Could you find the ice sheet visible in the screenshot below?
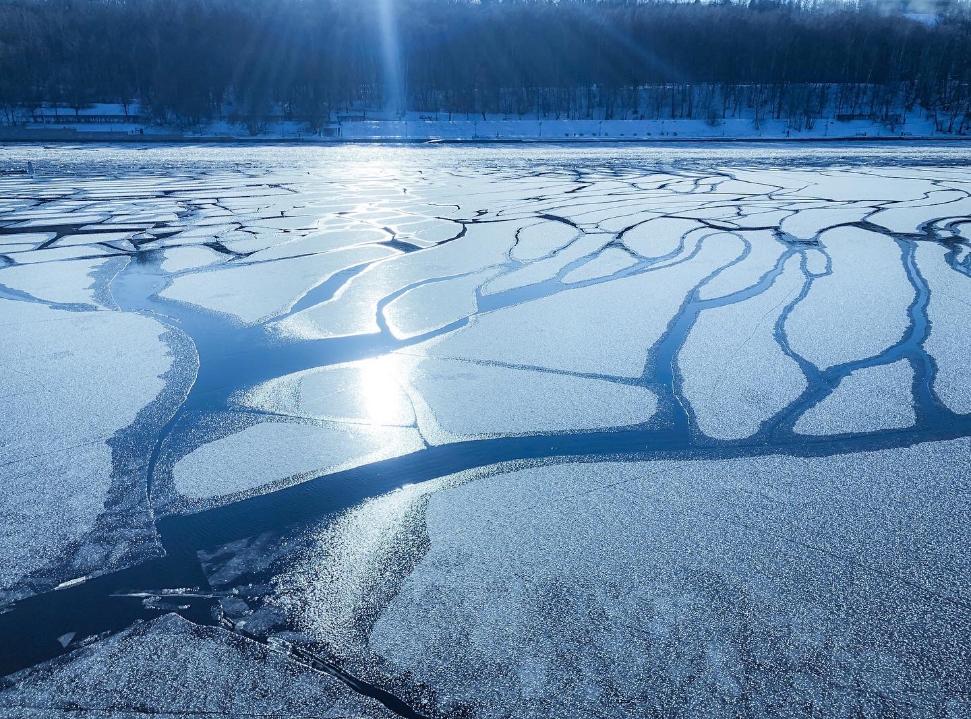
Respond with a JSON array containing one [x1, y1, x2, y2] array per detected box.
[[171, 419, 424, 501], [366, 441, 970, 718], [916, 242, 971, 414], [420, 237, 744, 378], [0, 299, 173, 603], [160, 244, 395, 324]]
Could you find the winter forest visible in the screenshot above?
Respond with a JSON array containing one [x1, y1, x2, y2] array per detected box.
[[1, 0, 969, 131]]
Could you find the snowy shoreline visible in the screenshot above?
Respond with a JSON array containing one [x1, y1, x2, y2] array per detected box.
[[2, 130, 969, 145], [2, 112, 969, 145]]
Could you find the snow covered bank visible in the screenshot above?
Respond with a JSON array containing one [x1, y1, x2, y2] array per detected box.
[[2, 114, 968, 143]]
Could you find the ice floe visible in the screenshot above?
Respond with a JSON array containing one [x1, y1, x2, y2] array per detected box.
[[0, 299, 177, 603], [364, 441, 970, 718], [785, 227, 913, 369], [0, 256, 121, 306], [170, 419, 424, 503], [160, 244, 395, 324], [420, 236, 744, 378], [916, 242, 971, 414]]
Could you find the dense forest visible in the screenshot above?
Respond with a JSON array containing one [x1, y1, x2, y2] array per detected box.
[[0, 0, 969, 129]]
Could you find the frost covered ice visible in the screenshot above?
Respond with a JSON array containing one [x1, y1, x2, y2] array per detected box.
[[355, 441, 971, 718], [238, 354, 659, 445], [1, 149, 970, 716], [679, 254, 807, 440], [794, 360, 916, 435], [0, 613, 394, 717], [0, 299, 180, 604], [169, 418, 424, 504]]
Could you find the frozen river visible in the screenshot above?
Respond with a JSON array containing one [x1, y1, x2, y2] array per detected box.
[[0, 143, 969, 718]]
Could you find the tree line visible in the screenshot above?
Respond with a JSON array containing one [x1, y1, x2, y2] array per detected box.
[[0, 0, 969, 130]]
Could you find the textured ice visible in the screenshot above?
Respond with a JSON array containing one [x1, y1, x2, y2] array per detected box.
[[238, 359, 416, 426], [778, 206, 870, 240], [160, 244, 395, 324], [916, 242, 971, 414], [794, 360, 916, 435], [171, 419, 424, 502], [366, 441, 971, 718], [622, 218, 701, 258], [159, 246, 223, 273], [482, 232, 610, 295], [421, 236, 744, 378], [274, 223, 511, 339], [382, 268, 499, 339], [785, 227, 913, 369], [561, 247, 638, 284], [54, 231, 135, 247], [242, 227, 390, 262], [0, 256, 120, 305], [10, 245, 116, 263], [0, 299, 173, 603], [868, 192, 971, 234], [405, 356, 658, 443], [0, 613, 393, 717], [241, 353, 658, 444], [696, 230, 784, 299], [510, 220, 579, 261], [680, 255, 807, 439]]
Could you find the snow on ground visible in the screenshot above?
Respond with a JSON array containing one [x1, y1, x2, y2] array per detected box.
[[785, 227, 913, 370], [0, 299, 174, 604], [794, 360, 916, 435], [0, 613, 394, 717], [352, 441, 971, 718]]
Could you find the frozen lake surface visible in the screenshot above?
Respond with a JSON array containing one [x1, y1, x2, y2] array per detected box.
[[0, 143, 969, 718]]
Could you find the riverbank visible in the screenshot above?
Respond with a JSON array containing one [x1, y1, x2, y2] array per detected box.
[[2, 116, 967, 144]]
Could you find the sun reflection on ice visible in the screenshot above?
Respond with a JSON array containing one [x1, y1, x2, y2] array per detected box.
[[356, 355, 413, 427]]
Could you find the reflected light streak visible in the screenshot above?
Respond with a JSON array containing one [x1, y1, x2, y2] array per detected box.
[[358, 355, 413, 427]]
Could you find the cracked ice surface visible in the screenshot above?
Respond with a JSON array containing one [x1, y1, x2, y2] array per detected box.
[[420, 236, 744, 378], [240, 354, 658, 445], [679, 254, 807, 440], [160, 244, 396, 324], [916, 242, 971, 415], [170, 419, 424, 503], [0, 299, 176, 603], [366, 442, 971, 718], [1, 149, 971, 713], [794, 360, 916, 435], [785, 227, 914, 370], [0, 613, 393, 717]]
